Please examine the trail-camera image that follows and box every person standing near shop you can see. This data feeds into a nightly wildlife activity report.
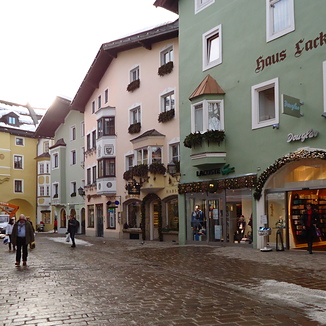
[11,214,35,266]
[301,203,319,254]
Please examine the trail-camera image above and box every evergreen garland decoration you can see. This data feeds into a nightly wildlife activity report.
[254,149,326,200]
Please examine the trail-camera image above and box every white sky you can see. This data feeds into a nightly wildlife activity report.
[0,0,178,108]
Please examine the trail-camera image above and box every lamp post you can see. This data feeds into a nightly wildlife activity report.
[78,187,85,199]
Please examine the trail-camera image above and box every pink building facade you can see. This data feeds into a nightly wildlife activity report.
[72,21,179,241]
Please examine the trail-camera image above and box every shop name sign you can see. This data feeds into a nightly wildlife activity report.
[287,129,319,143]
[196,164,235,177]
[282,94,302,118]
[255,31,326,73]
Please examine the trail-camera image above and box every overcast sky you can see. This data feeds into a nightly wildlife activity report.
[0,0,177,108]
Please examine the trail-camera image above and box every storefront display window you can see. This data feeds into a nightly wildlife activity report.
[125,202,141,228]
[166,198,178,230]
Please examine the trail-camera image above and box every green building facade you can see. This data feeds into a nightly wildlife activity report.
[156,0,326,250]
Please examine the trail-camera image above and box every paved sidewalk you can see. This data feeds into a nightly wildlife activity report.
[1,233,325,326]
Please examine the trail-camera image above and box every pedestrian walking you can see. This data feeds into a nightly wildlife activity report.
[5,218,15,251]
[301,203,319,254]
[67,216,79,248]
[11,214,35,266]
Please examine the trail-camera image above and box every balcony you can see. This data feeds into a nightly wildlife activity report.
[184,130,226,167]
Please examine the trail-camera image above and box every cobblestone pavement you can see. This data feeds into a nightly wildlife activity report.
[1,233,326,326]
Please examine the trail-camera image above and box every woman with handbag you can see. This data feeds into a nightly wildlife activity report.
[301,204,319,254]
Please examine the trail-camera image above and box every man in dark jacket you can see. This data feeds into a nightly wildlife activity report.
[11,214,35,266]
[301,203,319,254]
[67,216,79,248]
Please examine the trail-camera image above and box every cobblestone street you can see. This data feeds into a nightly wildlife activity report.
[1,233,326,326]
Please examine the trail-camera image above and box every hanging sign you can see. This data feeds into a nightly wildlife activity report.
[282,94,303,118]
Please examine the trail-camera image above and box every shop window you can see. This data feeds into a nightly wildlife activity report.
[88,205,94,228]
[266,0,295,42]
[107,207,116,229]
[60,209,67,229]
[251,78,279,129]
[125,202,141,228]
[166,199,179,230]
[191,100,224,133]
[203,25,222,71]
[195,0,215,14]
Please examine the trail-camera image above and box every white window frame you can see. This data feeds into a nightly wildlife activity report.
[71,125,76,141]
[81,121,85,137]
[71,181,76,195]
[14,179,23,193]
[104,89,109,104]
[195,0,215,14]
[161,91,175,113]
[203,24,222,71]
[15,137,24,146]
[13,155,23,169]
[92,100,95,114]
[251,78,279,130]
[39,186,45,197]
[98,95,102,110]
[129,105,141,125]
[53,152,59,169]
[160,45,174,65]
[323,61,326,113]
[191,100,224,133]
[71,150,76,165]
[130,66,140,82]
[266,0,295,42]
[125,153,134,171]
[169,142,180,163]
[39,163,44,174]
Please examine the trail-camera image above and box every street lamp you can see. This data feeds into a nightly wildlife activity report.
[167,161,180,182]
[78,187,85,199]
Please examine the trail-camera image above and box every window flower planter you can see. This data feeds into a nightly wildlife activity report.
[128,122,141,134]
[183,130,225,148]
[127,79,140,92]
[158,109,175,123]
[149,162,166,175]
[158,61,174,76]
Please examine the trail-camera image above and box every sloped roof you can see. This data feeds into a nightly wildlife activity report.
[70,20,178,112]
[130,129,165,142]
[50,138,66,149]
[34,96,71,138]
[0,99,46,133]
[189,75,225,100]
[154,0,178,14]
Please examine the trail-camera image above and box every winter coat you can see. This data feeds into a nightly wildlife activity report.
[5,223,14,235]
[11,220,35,246]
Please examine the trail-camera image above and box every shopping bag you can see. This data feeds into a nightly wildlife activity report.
[30,241,35,249]
[3,235,10,245]
[65,233,70,242]
[315,227,322,237]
